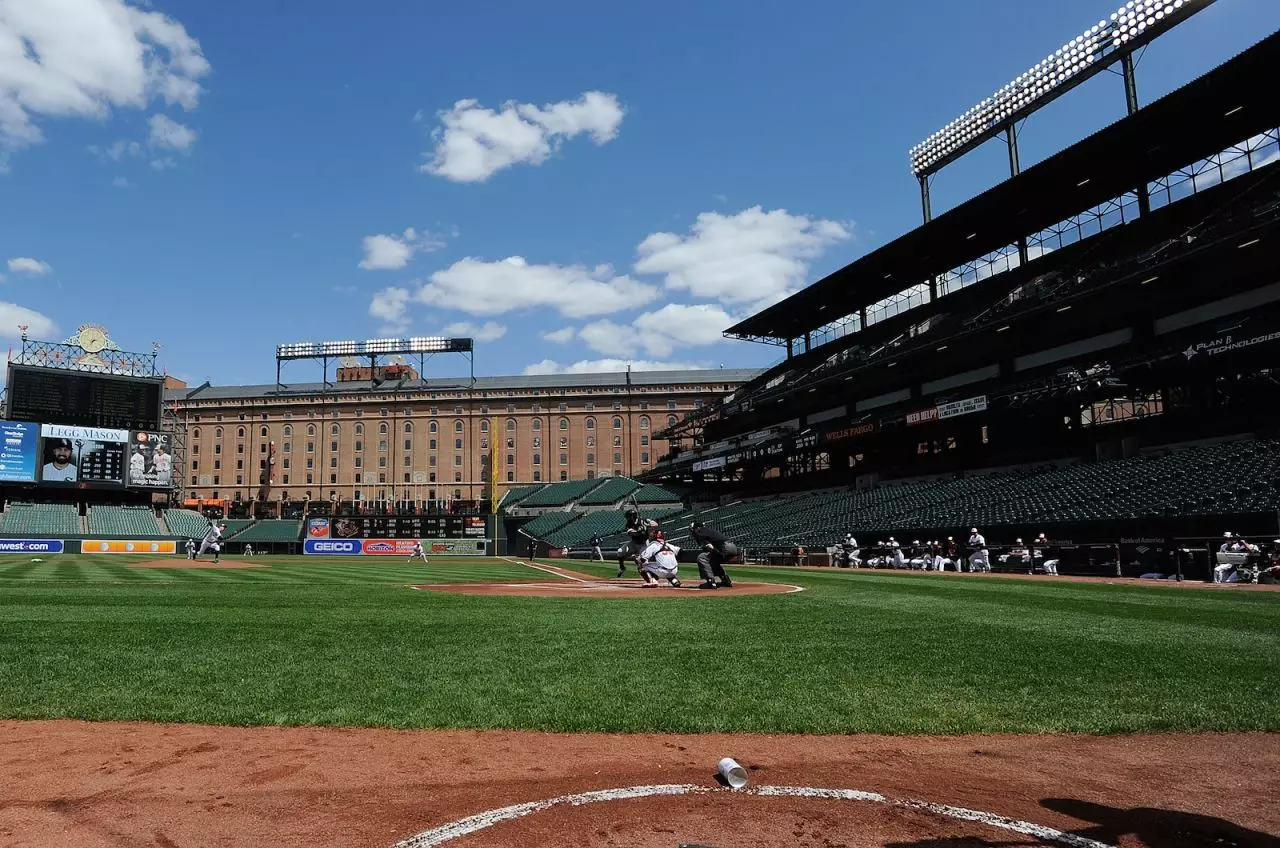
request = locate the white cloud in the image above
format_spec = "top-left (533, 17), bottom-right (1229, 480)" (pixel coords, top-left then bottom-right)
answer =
top-left (111, 175), bottom-right (130, 188)
top-left (0, 301), bottom-right (55, 337)
top-left (441, 320), bottom-right (506, 342)
top-left (368, 286), bottom-right (411, 334)
top-left (577, 302), bottom-right (734, 357)
top-left (7, 257), bottom-right (51, 276)
top-left (542, 326), bottom-right (576, 343)
top-left (150, 156), bottom-right (176, 170)
top-left (0, 0), bottom-right (210, 158)
top-left (634, 206), bottom-right (851, 310)
top-left (147, 113), bottom-right (196, 152)
top-left (415, 256), bottom-right (657, 318)
top-left (87, 139), bottom-right (142, 161)
top-left (523, 358), bottom-right (705, 376)
top-left (422, 91), bottom-right (624, 182)
top-left (358, 227), bottom-right (447, 271)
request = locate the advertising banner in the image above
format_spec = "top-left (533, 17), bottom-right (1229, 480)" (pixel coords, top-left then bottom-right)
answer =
top-left (84, 540), bottom-right (177, 555)
top-left (0, 539), bottom-right (64, 554)
top-left (692, 456), bottom-right (727, 472)
top-left (304, 537), bottom-right (487, 556)
top-left (303, 539), bottom-right (362, 555)
top-left (0, 421), bottom-right (40, 483)
top-left (361, 539), bottom-right (419, 556)
top-left (822, 420), bottom-right (878, 443)
top-left (937, 395), bottom-right (988, 420)
top-left (306, 517), bottom-right (331, 539)
top-left (427, 539), bottom-right (489, 556)
top-left (906, 407), bottom-right (940, 426)
top-left (127, 431), bottom-right (173, 488)
top-left (39, 424), bottom-right (128, 485)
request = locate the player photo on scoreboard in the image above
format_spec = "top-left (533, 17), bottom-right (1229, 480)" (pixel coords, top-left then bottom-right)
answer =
top-left (39, 424), bottom-right (129, 486)
top-left (128, 431), bottom-right (173, 488)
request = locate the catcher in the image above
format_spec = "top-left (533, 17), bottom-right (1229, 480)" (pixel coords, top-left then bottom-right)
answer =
top-left (637, 531), bottom-right (682, 588)
top-left (617, 507), bottom-right (656, 578)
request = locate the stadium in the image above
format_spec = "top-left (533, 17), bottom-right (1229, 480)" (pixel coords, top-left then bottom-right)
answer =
top-left (2, 4), bottom-right (1279, 847)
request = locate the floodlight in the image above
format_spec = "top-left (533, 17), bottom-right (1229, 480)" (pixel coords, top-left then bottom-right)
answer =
top-left (909, 0), bottom-right (1213, 176)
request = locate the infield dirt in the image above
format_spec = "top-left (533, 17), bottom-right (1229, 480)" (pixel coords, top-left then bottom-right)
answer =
top-left (1, 720), bottom-right (1276, 847)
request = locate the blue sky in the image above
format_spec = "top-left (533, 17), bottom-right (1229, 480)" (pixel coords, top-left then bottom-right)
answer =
top-left (2, 0), bottom-right (1276, 387)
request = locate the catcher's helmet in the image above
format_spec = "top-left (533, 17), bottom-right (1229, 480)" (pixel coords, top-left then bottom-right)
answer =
top-left (624, 508), bottom-right (638, 518)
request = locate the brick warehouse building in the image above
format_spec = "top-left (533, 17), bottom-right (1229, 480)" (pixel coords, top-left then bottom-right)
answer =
top-left (168, 368), bottom-right (759, 509)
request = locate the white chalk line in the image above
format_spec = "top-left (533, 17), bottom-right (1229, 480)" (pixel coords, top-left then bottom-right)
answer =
top-left (390, 782), bottom-right (1114, 848)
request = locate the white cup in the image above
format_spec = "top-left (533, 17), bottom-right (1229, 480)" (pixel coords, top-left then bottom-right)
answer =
top-left (717, 757), bottom-right (748, 789)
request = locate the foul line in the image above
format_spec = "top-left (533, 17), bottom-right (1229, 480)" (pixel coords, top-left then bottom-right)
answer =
top-left (391, 782), bottom-right (1113, 848)
top-left (503, 557), bottom-right (592, 583)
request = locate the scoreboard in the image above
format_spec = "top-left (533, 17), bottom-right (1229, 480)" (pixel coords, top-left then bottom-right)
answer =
top-left (7, 365), bottom-right (162, 431)
top-left (328, 515), bottom-right (487, 539)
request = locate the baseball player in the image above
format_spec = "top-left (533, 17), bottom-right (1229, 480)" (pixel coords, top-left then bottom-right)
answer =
top-left (968, 528), bottom-right (990, 573)
top-left (617, 508), bottom-right (654, 578)
top-left (690, 520), bottom-right (735, 589)
top-left (589, 535), bottom-right (603, 562)
top-left (184, 538), bottom-right (196, 560)
top-left (408, 540), bottom-right (429, 564)
top-left (1034, 533), bottom-right (1059, 575)
top-left (244, 543), bottom-right (255, 558)
top-left (637, 532), bottom-right (682, 587)
top-left (196, 522), bottom-right (226, 563)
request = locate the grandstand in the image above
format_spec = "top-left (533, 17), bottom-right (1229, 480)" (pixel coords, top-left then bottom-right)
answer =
top-left (0, 503), bottom-right (82, 537)
top-left (555, 33), bottom-right (1280, 577)
top-left (164, 509), bottom-right (211, 539)
top-left (87, 505), bottom-right (163, 537)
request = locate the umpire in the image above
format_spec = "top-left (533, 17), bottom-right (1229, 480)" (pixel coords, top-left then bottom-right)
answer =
top-left (690, 520), bottom-right (735, 589)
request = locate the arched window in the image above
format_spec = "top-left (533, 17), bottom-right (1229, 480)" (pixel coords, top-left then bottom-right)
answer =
top-left (328, 424), bottom-right (338, 436)
top-left (559, 418), bottom-right (569, 430)
top-left (612, 416), bottom-right (623, 430)
top-left (306, 424), bottom-right (316, 436)
top-left (429, 421), bottom-right (438, 433)
top-left (260, 426), bottom-right (268, 437)
top-left (237, 427), bottom-right (245, 438)
top-left (506, 419), bottom-right (515, 432)
top-left (667, 415), bottom-right (678, 427)
top-left (215, 427), bottom-right (224, 438)
top-left (404, 421), bottom-right (413, 434)
top-left (379, 422), bottom-right (388, 435)
top-left (192, 428), bottom-right (202, 439)
top-left (480, 420), bottom-right (489, 433)
top-left (532, 453), bottom-right (541, 466)
top-left (532, 419), bottom-right (542, 431)
top-left (454, 420), bottom-right (463, 433)
top-left (639, 416), bottom-right (649, 430)
top-left (585, 417), bottom-right (595, 430)
top-left (354, 423), bottom-right (363, 436)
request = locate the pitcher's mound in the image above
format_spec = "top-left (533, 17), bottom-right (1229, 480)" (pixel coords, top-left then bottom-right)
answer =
top-left (414, 580), bottom-right (801, 598)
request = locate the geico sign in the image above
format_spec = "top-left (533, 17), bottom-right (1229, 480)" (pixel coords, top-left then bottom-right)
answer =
top-left (304, 540), bottom-right (360, 555)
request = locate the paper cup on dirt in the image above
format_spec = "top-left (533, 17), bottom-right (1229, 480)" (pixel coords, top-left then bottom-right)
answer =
top-left (718, 757), bottom-right (748, 788)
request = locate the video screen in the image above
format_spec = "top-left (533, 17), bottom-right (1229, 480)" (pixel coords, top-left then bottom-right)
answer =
top-left (39, 425), bottom-right (128, 486)
top-left (7, 365), bottom-right (162, 431)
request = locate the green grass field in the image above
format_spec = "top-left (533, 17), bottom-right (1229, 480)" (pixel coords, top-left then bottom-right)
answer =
top-left (1, 554), bottom-right (1278, 735)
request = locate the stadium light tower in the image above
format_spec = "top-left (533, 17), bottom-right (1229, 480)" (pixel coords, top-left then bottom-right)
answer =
top-left (911, 0), bottom-right (1216, 222)
top-left (273, 336), bottom-right (475, 392)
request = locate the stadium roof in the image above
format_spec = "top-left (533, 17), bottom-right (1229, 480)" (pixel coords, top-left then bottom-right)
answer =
top-left (168, 368), bottom-right (763, 402)
top-left (727, 30), bottom-right (1280, 344)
